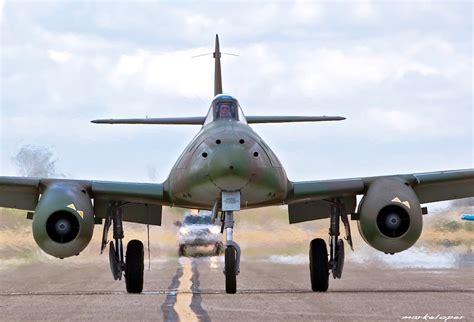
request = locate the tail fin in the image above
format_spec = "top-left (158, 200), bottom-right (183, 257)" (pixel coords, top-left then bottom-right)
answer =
top-left (214, 34), bottom-right (223, 96)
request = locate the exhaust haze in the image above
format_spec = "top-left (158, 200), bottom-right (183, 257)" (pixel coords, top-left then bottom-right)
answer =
top-left (13, 145), bottom-right (60, 178)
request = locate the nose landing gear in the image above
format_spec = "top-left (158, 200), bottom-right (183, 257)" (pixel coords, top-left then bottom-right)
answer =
top-left (222, 210), bottom-right (241, 294)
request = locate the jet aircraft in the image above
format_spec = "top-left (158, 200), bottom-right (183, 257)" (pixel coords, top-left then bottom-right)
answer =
top-left (1, 35), bottom-right (473, 294)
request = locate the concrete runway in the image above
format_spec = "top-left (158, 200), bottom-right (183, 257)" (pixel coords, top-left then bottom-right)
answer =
top-left (0, 256), bottom-right (472, 321)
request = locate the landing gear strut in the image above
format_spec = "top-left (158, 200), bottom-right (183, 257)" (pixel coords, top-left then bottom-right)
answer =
top-left (329, 199), bottom-right (344, 279)
top-left (101, 202), bottom-right (144, 293)
top-left (222, 210), bottom-right (241, 294)
top-left (309, 198), bottom-right (351, 292)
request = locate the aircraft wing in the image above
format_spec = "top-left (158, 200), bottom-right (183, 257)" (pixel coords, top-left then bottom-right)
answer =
top-left (288, 169), bottom-right (474, 204)
top-left (0, 177), bottom-right (167, 225)
top-left (286, 169), bottom-right (474, 223)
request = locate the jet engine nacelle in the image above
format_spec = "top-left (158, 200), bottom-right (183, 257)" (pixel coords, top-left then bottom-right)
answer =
top-left (357, 178), bottom-right (423, 254)
top-left (32, 182), bottom-right (95, 258)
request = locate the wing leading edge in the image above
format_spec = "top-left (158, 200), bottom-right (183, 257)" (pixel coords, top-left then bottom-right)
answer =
top-left (0, 177), bottom-right (167, 225)
top-left (288, 169), bottom-right (474, 204)
top-left (286, 169), bottom-right (474, 224)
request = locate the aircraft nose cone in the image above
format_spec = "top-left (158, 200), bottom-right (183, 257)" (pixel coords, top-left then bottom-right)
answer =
top-left (208, 144), bottom-right (251, 191)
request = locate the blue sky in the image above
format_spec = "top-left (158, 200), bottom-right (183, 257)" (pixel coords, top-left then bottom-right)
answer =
top-left (1, 1), bottom-right (472, 190)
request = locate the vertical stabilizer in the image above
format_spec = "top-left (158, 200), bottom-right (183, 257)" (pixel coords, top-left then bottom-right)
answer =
top-left (214, 34), bottom-right (223, 96)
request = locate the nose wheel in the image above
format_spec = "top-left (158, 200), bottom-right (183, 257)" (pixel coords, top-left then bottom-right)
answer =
top-left (221, 210), bottom-right (241, 294)
top-left (225, 246), bottom-right (237, 293)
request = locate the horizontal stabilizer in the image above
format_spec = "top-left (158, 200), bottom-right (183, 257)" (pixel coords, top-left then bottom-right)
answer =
top-left (91, 115), bottom-right (345, 125)
top-left (91, 117), bottom-right (206, 125)
top-left (246, 116), bottom-right (345, 123)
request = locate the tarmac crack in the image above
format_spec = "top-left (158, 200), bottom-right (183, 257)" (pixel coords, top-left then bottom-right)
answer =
top-left (190, 260), bottom-right (211, 322)
top-left (160, 266), bottom-right (183, 322)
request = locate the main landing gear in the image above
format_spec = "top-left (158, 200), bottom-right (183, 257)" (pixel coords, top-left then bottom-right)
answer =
top-left (220, 210), bottom-right (241, 294)
top-left (102, 202), bottom-right (144, 294)
top-left (309, 198), bottom-right (353, 292)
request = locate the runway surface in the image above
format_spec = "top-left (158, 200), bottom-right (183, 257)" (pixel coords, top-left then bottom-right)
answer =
top-left (0, 255), bottom-right (472, 321)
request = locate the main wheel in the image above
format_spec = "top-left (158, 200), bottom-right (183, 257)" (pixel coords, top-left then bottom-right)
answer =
top-left (225, 247), bottom-right (237, 294)
top-left (309, 238), bottom-right (329, 292)
top-left (125, 239), bottom-right (144, 294)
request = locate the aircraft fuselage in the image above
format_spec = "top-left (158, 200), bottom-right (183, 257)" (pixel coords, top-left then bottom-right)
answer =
top-left (165, 119), bottom-right (288, 209)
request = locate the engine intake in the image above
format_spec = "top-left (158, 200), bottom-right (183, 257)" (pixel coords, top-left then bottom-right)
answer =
top-left (376, 205), bottom-right (410, 238)
top-left (32, 182), bottom-right (95, 258)
top-left (46, 210), bottom-right (80, 243)
top-left (357, 178), bottom-right (422, 254)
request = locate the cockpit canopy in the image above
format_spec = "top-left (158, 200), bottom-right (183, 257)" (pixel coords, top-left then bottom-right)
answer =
top-left (204, 94), bottom-right (247, 125)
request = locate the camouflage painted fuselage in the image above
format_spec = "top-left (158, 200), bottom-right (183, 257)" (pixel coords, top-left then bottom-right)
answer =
top-left (165, 119), bottom-right (288, 209)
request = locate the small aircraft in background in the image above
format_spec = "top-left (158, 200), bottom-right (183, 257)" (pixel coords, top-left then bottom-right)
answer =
top-left (1, 35), bottom-right (473, 294)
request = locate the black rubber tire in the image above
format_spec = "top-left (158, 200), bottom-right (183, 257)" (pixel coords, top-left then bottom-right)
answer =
top-left (225, 247), bottom-right (237, 294)
top-left (125, 239), bottom-right (144, 294)
top-left (309, 238), bottom-right (329, 292)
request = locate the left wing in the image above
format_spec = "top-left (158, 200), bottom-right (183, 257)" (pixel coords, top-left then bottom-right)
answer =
top-left (288, 169), bottom-right (474, 204)
top-left (286, 169), bottom-right (474, 223)
top-left (0, 177), bottom-right (168, 225)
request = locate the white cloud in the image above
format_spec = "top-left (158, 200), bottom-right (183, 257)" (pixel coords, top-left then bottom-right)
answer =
top-left (109, 47), bottom-right (216, 99)
top-left (292, 42), bottom-right (465, 99)
top-left (116, 51), bottom-right (145, 76)
top-left (297, 48), bottom-right (388, 96)
top-left (0, 0), bottom-right (4, 22)
top-left (366, 108), bottom-right (436, 135)
top-left (289, 0), bottom-right (324, 24)
top-left (352, 0), bottom-right (378, 21)
top-left (40, 38), bottom-right (458, 110)
top-left (40, 30), bottom-right (121, 52)
top-left (185, 14), bottom-right (213, 29)
top-left (47, 49), bottom-right (71, 63)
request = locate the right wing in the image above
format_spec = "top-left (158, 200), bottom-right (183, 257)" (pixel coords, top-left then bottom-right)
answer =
top-left (0, 176), bottom-right (168, 225)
